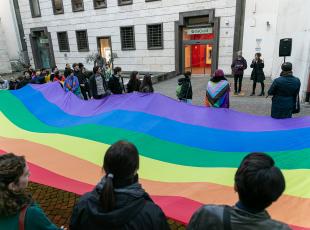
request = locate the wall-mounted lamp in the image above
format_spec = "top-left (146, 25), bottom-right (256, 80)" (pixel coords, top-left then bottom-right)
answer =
top-left (225, 20), bottom-right (229, 26)
top-left (267, 21), bottom-right (271, 27)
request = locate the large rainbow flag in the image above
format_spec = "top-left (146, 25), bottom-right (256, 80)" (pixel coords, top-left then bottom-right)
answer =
top-left (0, 82), bottom-right (310, 229)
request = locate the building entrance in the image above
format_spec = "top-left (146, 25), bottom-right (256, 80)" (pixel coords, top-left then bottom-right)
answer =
top-left (175, 10), bottom-right (219, 76)
top-left (97, 37), bottom-right (112, 69)
top-left (30, 29), bottom-right (55, 69)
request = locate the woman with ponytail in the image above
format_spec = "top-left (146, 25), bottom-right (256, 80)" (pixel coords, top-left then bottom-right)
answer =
top-left (70, 141), bottom-right (169, 230)
top-left (0, 153), bottom-right (63, 230)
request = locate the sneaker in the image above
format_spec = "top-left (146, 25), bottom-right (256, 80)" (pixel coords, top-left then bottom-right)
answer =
top-left (233, 92), bottom-right (238, 96)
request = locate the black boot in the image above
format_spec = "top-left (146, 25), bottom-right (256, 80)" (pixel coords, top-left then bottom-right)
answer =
top-left (258, 92), bottom-right (265, 96)
top-left (250, 92), bottom-right (255, 96)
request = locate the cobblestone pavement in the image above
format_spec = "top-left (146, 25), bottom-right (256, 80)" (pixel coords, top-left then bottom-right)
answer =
top-left (27, 182), bottom-right (186, 229)
top-left (154, 75), bottom-right (310, 117)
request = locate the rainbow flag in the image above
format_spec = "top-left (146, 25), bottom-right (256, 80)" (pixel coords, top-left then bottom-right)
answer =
top-left (0, 82), bottom-right (310, 229)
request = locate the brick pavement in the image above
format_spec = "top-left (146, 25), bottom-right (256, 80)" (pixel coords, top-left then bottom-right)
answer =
top-left (26, 182), bottom-right (186, 230)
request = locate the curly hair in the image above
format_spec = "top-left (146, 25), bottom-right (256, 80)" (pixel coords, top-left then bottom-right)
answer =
top-left (0, 153), bottom-right (31, 216)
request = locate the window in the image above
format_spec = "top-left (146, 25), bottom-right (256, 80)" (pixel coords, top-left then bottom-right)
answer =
top-left (52, 0), bottom-right (64, 14)
top-left (120, 26), bottom-right (135, 50)
top-left (147, 24), bottom-right (163, 49)
top-left (57, 32), bottom-right (70, 52)
top-left (76, 30), bottom-right (89, 52)
top-left (72, 0), bottom-right (84, 12)
top-left (29, 0), bottom-right (41, 17)
top-left (93, 0), bottom-right (106, 9)
top-left (118, 0), bottom-right (132, 6)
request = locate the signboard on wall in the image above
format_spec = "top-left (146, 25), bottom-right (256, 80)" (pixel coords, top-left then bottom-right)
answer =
top-left (40, 38), bottom-right (49, 44)
top-left (187, 27), bottom-right (213, 35)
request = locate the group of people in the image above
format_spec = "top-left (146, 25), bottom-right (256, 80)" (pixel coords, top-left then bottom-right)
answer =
top-left (0, 142), bottom-right (290, 230)
top-left (176, 52), bottom-right (301, 119)
top-left (0, 63), bottom-right (154, 100)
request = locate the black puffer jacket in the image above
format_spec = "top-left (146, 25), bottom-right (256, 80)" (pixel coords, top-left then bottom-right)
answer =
top-left (70, 179), bottom-right (169, 230)
top-left (178, 77), bottom-right (192, 100)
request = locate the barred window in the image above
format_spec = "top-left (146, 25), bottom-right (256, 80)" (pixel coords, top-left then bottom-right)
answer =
top-left (72, 0), bottom-right (84, 12)
top-left (57, 32), bottom-right (69, 52)
top-left (93, 0), bottom-right (106, 9)
top-left (52, 0), bottom-right (64, 14)
top-left (29, 0), bottom-right (41, 17)
top-left (118, 0), bottom-right (132, 6)
top-left (76, 30), bottom-right (89, 52)
top-left (147, 24), bottom-right (163, 49)
top-left (120, 26), bottom-right (135, 50)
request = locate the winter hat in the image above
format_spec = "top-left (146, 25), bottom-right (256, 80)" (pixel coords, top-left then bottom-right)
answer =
top-left (281, 62), bottom-right (292, 71)
top-left (214, 69), bottom-right (225, 78)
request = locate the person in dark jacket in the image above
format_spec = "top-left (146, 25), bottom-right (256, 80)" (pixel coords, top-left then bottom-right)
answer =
top-left (177, 71), bottom-right (193, 103)
top-left (127, 71), bottom-right (141, 93)
top-left (89, 66), bottom-right (110, 99)
top-left (250, 53), bottom-right (265, 96)
top-left (50, 66), bottom-right (58, 82)
top-left (139, 74), bottom-right (154, 93)
top-left (77, 63), bottom-right (89, 100)
top-left (187, 152), bottom-right (290, 230)
top-left (268, 62), bottom-right (301, 119)
top-left (108, 67), bottom-right (124, 94)
top-left (231, 51), bottom-right (247, 95)
top-left (69, 141), bottom-right (170, 230)
top-left (64, 63), bottom-right (71, 78)
top-left (30, 70), bottom-right (45, 84)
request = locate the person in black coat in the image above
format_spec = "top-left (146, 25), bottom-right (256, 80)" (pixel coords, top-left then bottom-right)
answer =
top-left (108, 67), bottom-right (125, 94)
top-left (89, 66), bottom-right (109, 99)
top-left (69, 141), bottom-right (170, 230)
top-left (177, 71), bottom-right (193, 103)
top-left (250, 53), bottom-right (265, 96)
top-left (77, 63), bottom-right (89, 100)
top-left (127, 71), bottom-right (141, 93)
top-left (268, 62), bottom-right (301, 119)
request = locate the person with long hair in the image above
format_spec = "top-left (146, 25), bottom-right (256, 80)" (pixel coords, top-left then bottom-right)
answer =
top-left (205, 69), bottom-right (230, 108)
top-left (70, 141), bottom-right (169, 230)
top-left (250, 53), bottom-right (265, 96)
top-left (139, 74), bottom-right (154, 93)
top-left (127, 71), bottom-right (141, 93)
top-left (0, 153), bottom-right (62, 229)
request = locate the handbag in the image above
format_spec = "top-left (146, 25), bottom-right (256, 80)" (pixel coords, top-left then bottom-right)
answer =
top-left (18, 205), bottom-right (29, 230)
top-left (293, 94), bottom-right (300, 114)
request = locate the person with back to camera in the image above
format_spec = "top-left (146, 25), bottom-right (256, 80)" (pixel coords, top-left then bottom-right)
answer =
top-left (268, 62), bottom-right (301, 119)
top-left (187, 152), bottom-right (290, 230)
top-left (250, 53), bottom-right (266, 96)
top-left (177, 71), bottom-right (193, 104)
top-left (70, 141), bottom-right (170, 230)
top-left (140, 73), bottom-right (154, 93)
